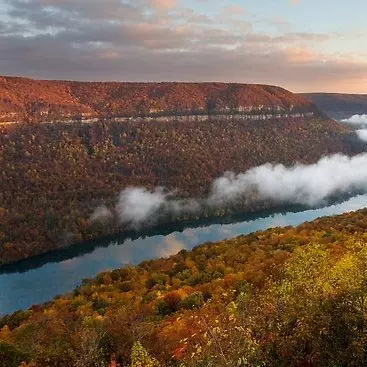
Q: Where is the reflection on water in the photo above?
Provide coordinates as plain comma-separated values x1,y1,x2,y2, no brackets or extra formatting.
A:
1,194,367,315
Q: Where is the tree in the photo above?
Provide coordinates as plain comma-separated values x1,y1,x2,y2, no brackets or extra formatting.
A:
130,342,160,367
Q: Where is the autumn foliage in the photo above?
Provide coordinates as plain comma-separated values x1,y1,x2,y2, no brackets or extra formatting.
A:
2,209,367,366
0,78,364,265
1,77,319,123
0,114,359,265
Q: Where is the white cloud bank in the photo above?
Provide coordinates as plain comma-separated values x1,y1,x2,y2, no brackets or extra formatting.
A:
91,151,367,229
342,114,367,125
208,154,367,207
356,129,367,142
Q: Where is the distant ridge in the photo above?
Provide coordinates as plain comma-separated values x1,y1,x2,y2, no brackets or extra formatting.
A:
0,76,321,123
300,93,367,120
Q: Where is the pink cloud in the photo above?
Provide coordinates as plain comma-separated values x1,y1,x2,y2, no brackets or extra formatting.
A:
222,4,246,15
148,0,177,9
2,0,367,93
286,47,316,63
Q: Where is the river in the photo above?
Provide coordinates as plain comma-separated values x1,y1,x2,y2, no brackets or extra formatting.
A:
1,194,367,315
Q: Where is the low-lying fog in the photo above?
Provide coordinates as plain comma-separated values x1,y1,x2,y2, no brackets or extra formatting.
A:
91,116,367,229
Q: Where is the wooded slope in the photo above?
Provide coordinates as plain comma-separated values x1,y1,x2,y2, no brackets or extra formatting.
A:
2,209,367,366
0,116,360,266
0,76,319,122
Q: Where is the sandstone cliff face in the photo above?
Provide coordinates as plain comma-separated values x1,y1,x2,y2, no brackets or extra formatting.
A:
0,76,321,123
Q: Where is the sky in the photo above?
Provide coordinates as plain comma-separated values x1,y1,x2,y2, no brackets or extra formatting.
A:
0,0,367,92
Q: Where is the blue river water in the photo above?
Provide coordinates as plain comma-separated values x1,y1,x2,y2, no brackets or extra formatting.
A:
1,194,367,315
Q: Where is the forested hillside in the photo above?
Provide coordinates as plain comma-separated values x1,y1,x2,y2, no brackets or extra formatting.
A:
301,93,367,120
0,115,361,266
1,78,364,265
0,77,319,123
2,209,367,366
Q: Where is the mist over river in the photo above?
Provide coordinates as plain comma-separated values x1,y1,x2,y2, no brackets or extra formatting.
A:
1,194,367,315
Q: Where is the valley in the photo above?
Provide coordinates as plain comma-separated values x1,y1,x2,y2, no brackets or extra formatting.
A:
1,78,362,266
1,77,367,367
2,0,367,365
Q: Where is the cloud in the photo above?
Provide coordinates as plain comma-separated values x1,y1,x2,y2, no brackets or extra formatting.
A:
114,186,201,229
115,187,169,227
208,154,367,207
342,114,367,125
1,0,367,91
99,151,367,230
156,234,187,258
90,205,113,223
148,0,177,10
356,129,367,142
219,4,246,19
